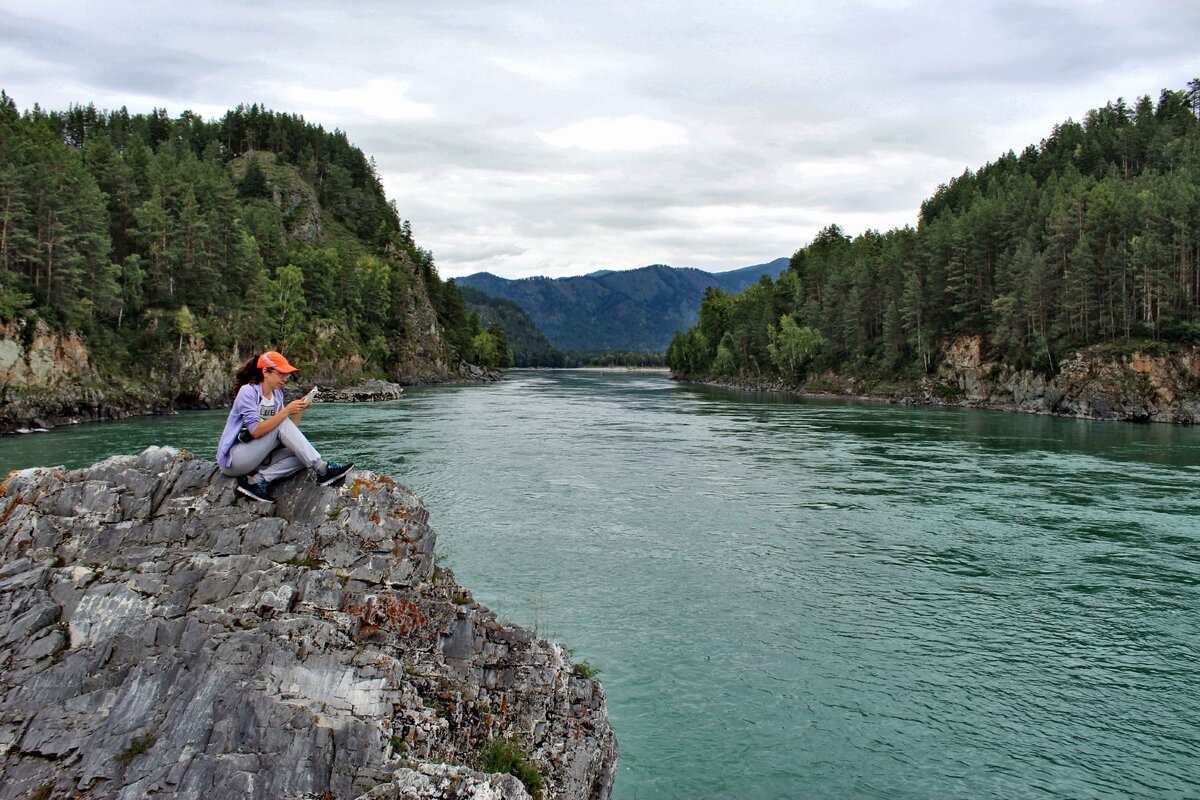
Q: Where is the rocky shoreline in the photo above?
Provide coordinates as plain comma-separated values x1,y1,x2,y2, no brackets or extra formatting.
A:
0,448,616,798
0,375,504,436
0,383,399,436
0,372,506,434
311,381,406,404
677,338,1200,424
0,318,505,435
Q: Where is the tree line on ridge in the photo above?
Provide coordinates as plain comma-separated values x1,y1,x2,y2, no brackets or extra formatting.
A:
669,82,1200,384
0,95,513,380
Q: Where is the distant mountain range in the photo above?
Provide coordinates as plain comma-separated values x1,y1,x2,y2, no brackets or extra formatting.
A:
456,258,789,352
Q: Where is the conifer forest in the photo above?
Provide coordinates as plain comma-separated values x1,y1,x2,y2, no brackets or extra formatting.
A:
669,83,1200,384
0,94,511,381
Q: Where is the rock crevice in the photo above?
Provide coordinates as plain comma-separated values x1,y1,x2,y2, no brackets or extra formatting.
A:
0,448,616,799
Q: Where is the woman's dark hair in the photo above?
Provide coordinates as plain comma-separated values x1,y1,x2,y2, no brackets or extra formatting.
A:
233,356,265,398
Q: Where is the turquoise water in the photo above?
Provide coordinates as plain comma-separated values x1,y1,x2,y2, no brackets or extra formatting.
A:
3,370,1199,799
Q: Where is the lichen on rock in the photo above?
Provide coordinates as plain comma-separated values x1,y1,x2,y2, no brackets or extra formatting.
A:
0,447,617,799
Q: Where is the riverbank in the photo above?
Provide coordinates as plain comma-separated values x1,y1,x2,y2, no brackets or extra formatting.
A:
0,318,503,434
674,338,1200,424
2,377,445,435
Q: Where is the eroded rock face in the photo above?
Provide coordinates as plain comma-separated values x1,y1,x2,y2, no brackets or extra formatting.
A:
0,314,497,433
0,448,616,799
0,320,230,432
941,335,1200,422
0,320,91,388
319,382,406,404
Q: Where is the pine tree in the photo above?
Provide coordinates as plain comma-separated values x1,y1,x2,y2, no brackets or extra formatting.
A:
238,155,270,199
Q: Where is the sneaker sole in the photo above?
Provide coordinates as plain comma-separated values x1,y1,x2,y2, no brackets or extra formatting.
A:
319,471,352,487
236,485,274,503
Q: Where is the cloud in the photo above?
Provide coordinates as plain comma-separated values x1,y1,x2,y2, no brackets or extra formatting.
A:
2,0,1197,281
285,79,435,122
437,241,529,269
538,116,689,152
489,56,579,88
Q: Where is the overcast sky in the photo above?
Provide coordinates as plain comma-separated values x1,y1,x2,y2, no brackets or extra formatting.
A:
2,1,1198,278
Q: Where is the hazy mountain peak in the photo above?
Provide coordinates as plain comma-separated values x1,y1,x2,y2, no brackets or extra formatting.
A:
458,258,788,352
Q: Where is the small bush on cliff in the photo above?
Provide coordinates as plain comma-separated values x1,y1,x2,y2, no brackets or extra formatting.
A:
481,737,544,798
114,733,156,765
573,659,601,679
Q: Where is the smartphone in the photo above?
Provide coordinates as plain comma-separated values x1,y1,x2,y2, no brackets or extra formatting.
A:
303,386,319,404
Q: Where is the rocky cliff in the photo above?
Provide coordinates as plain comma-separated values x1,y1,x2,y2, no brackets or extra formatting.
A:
0,319,228,434
936,335,1200,422
938,336,1200,422
682,336,1200,423
0,314,492,433
0,448,617,799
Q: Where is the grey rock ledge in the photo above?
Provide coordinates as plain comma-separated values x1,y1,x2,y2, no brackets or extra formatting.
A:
0,447,617,799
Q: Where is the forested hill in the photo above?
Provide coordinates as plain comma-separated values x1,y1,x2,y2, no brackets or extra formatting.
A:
669,82,1200,400
458,258,788,352
459,286,565,367
0,94,510,426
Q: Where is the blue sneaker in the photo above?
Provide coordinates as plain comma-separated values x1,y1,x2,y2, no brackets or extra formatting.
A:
236,476,273,503
318,460,353,486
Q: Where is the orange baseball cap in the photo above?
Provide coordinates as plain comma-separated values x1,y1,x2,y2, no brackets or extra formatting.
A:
257,351,299,373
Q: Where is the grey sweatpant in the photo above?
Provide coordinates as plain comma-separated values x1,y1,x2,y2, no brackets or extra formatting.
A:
218,418,322,483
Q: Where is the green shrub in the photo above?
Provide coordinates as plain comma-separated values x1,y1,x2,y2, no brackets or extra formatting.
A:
573,659,601,679
482,737,523,773
114,733,156,765
481,737,543,798
513,761,544,797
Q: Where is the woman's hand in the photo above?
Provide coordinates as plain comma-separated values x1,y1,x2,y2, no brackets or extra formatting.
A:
285,398,311,417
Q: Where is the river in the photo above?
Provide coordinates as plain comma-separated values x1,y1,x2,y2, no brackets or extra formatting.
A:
2,370,1198,799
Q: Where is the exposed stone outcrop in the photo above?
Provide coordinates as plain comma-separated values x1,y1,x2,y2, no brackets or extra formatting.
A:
164,336,233,411
676,336,1200,423
318,381,406,404
458,365,504,384
0,315,501,434
0,319,169,433
0,448,617,799
939,336,1200,422
0,319,234,433
0,320,91,386
228,152,323,245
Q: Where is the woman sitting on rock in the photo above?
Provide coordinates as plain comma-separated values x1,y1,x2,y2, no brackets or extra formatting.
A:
216,350,352,503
